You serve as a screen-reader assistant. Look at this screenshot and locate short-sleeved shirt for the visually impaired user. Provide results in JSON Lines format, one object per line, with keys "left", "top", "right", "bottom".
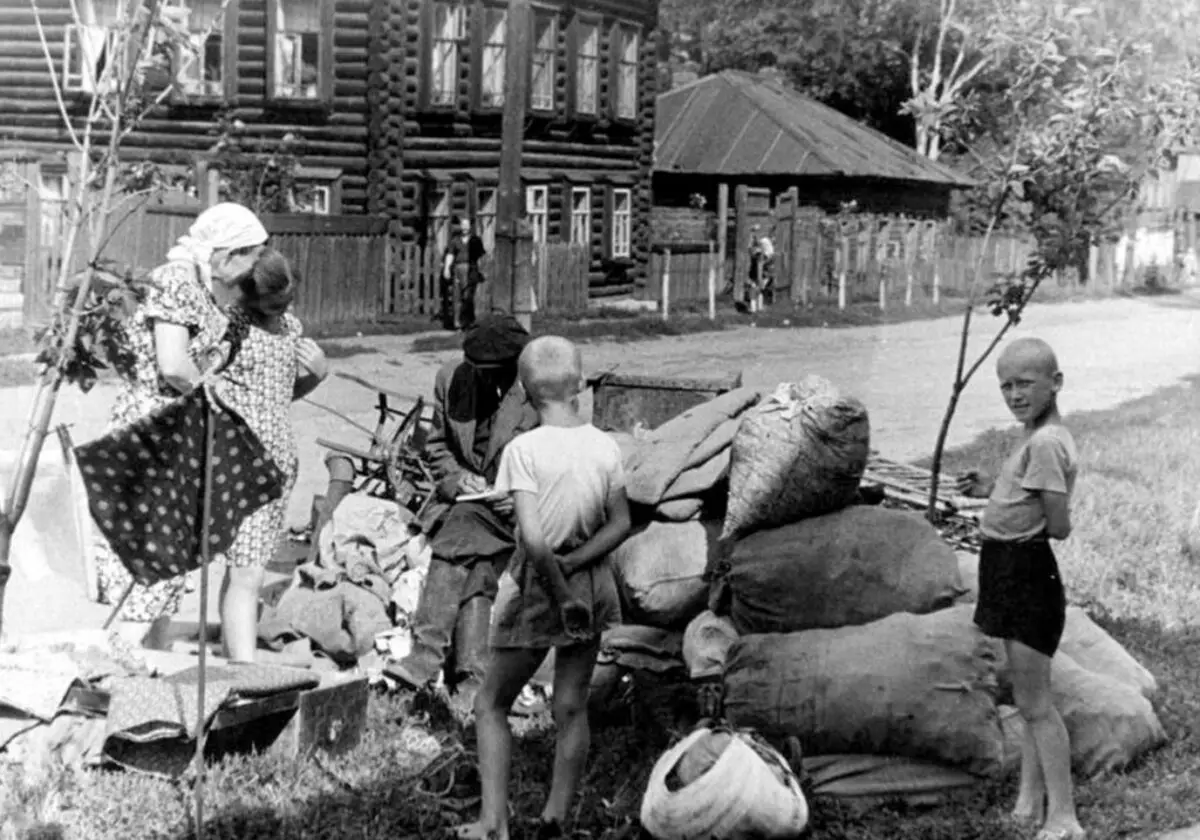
{"left": 493, "top": 424, "right": 625, "bottom": 553}
{"left": 980, "top": 423, "right": 1077, "bottom": 542}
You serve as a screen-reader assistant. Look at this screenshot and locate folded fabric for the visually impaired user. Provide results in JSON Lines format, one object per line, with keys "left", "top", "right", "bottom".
{"left": 74, "top": 388, "right": 287, "bottom": 586}
{"left": 661, "top": 447, "right": 733, "bottom": 502}
{"left": 0, "top": 651, "right": 82, "bottom": 720}
{"left": 626, "top": 388, "right": 761, "bottom": 507}
{"left": 258, "top": 577, "right": 392, "bottom": 664}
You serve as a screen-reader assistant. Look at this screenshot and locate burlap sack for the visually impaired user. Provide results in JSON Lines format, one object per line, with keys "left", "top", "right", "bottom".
{"left": 721, "top": 378, "right": 869, "bottom": 542}
{"left": 714, "top": 506, "right": 963, "bottom": 634}
{"left": 611, "top": 521, "right": 721, "bottom": 628}
{"left": 1058, "top": 607, "right": 1158, "bottom": 699}
{"left": 723, "top": 605, "right": 1011, "bottom": 777}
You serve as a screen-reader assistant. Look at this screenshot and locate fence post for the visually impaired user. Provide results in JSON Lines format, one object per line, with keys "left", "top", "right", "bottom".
{"left": 707, "top": 240, "right": 716, "bottom": 320}
{"left": 662, "top": 247, "right": 671, "bottom": 322}
{"left": 837, "top": 227, "right": 848, "bottom": 311}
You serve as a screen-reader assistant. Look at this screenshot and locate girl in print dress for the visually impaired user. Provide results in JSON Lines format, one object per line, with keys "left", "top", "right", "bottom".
{"left": 212, "top": 249, "right": 328, "bottom": 662}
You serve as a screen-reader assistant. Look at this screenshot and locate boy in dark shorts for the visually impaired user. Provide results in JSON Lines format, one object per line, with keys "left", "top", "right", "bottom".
{"left": 455, "top": 335, "right": 632, "bottom": 840}
{"left": 958, "top": 336, "right": 1084, "bottom": 840}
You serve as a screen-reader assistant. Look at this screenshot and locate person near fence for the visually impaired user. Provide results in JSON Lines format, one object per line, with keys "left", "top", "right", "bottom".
{"left": 747, "top": 224, "right": 776, "bottom": 310}
{"left": 213, "top": 249, "right": 329, "bottom": 662}
{"left": 95, "top": 202, "right": 269, "bottom": 650}
{"left": 455, "top": 335, "right": 631, "bottom": 840}
{"left": 956, "top": 337, "right": 1084, "bottom": 840}
{"left": 441, "top": 216, "right": 487, "bottom": 331}
{"left": 385, "top": 314, "right": 539, "bottom": 710}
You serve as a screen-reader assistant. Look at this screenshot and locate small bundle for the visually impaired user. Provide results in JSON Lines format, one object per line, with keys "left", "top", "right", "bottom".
{"left": 721, "top": 377, "right": 869, "bottom": 542}
{"left": 641, "top": 726, "right": 809, "bottom": 840}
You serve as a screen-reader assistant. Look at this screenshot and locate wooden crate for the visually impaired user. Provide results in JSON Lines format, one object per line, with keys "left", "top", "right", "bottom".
{"left": 588, "top": 372, "right": 744, "bottom": 433}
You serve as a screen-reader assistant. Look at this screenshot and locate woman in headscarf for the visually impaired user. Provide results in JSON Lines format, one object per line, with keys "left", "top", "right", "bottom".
{"left": 96, "top": 202, "right": 269, "bottom": 649}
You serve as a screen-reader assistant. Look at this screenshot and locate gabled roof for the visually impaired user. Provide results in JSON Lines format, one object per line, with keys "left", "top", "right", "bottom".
{"left": 654, "top": 70, "right": 975, "bottom": 188}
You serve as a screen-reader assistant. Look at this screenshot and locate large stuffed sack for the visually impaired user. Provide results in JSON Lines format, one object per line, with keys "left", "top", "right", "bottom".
{"left": 1058, "top": 607, "right": 1158, "bottom": 699}
{"left": 712, "top": 506, "right": 963, "bottom": 634}
{"left": 612, "top": 520, "right": 722, "bottom": 627}
{"left": 998, "top": 650, "right": 1167, "bottom": 778}
{"left": 682, "top": 610, "right": 739, "bottom": 679}
{"left": 723, "top": 605, "right": 1012, "bottom": 777}
{"left": 721, "top": 377, "right": 869, "bottom": 542}
{"left": 641, "top": 727, "right": 809, "bottom": 840}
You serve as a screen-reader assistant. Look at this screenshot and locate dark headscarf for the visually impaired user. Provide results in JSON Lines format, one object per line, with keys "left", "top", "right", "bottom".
{"left": 462, "top": 314, "right": 530, "bottom": 366}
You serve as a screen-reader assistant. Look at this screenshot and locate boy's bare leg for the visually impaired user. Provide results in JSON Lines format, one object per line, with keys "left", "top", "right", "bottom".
{"left": 457, "top": 646, "right": 548, "bottom": 840}
{"left": 541, "top": 639, "right": 601, "bottom": 826}
{"left": 1007, "top": 640, "right": 1083, "bottom": 839}
{"left": 1013, "top": 715, "right": 1047, "bottom": 824}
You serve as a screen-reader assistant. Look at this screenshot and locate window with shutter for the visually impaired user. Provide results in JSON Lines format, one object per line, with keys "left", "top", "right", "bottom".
{"left": 431, "top": 2, "right": 467, "bottom": 107}
{"left": 479, "top": 6, "right": 506, "bottom": 107}
{"left": 570, "top": 187, "right": 591, "bottom": 246}
{"left": 165, "top": 0, "right": 229, "bottom": 99}
{"left": 61, "top": 0, "right": 119, "bottom": 95}
{"left": 574, "top": 21, "right": 599, "bottom": 115}
{"left": 530, "top": 14, "right": 556, "bottom": 112}
{"left": 526, "top": 185, "right": 548, "bottom": 245}
{"left": 611, "top": 188, "right": 632, "bottom": 258}
{"left": 616, "top": 27, "right": 639, "bottom": 120}
{"left": 476, "top": 187, "right": 498, "bottom": 252}
{"left": 269, "top": 0, "right": 325, "bottom": 100}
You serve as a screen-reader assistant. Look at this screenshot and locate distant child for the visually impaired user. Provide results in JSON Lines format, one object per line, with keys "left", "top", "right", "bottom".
{"left": 957, "top": 337, "right": 1084, "bottom": 840}
{"left": 214, "top": 248, "right": 329, "bottom": 662}
{"left": 455, "top": 336, "right": 632, "bottom": 840}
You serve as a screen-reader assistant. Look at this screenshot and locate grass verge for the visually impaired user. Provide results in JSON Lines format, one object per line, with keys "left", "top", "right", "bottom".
{"left": 4, "top": 330, "right": 1200, "bottom": 840}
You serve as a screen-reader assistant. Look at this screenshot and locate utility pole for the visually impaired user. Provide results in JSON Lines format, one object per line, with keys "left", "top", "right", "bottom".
{"left": 494, "top": 0, "right": 532, "bottom": 330}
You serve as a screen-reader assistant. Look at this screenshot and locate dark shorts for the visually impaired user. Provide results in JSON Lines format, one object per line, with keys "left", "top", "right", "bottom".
{"left": 973, "top": 538, "right": 1066, "bottom": 657}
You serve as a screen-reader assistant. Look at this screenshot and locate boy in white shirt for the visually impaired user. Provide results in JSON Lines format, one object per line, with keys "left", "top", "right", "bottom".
{"left": 455, "top": 335, "right": 632, "bottom": 840}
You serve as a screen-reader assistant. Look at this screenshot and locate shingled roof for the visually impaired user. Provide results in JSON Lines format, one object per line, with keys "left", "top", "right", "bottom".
{"left": 655, "top": 70, "right": 975, "bottom": 188}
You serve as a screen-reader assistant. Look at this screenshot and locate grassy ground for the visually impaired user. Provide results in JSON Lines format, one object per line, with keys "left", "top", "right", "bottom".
{"left": 5, "top": 310, "right": 1200, "bottom": 840}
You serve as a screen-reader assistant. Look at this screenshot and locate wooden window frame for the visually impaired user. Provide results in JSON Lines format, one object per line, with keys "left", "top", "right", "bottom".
{"left": 567, "top": 12, "right": 601, "bottom": 119}
{"left": 569, "top": 186, "right": 591, "bottom": 246}
{"left": 291, "top": 165, "right": 343, "bottom": 215}
{"left": 611, "top": 23, "right": 640, "bottom": 122}
{"left": 265, "top": 0, "right": 335, "bottom": 108}
{"left": 61, "top": 18, "right": 119, "bottom": 96}
{"left": 423, "top": 1, "right": 469, "bottom": 111}
{"left": 525, "top": 184, "right": 549, "bottom": 245}
{"left": 609, "top": 187, "right": 632, "bottom": 259}
{"left": 165, "top": 0, "right": 239, "bottom": 106}
{"left": 472, "top": 2, "right": 507, "bottom": 112}
{"left": 474, "top": 184, "right": 498, "bottom": 253}
{"left": 529, "top": 9, "right": 557, "bottom": 113}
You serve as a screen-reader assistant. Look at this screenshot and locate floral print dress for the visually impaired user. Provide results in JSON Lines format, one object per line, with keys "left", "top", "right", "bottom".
{"left": 212, "top": 307, "right": 303, "bottom": 568}
{"left": 96, "top": 260, "right": 231, "bottom": 621}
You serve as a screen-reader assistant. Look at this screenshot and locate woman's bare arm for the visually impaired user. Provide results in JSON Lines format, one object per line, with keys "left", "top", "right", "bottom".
{"left": 154, "top": 321, "right": 201, "bottom": 394}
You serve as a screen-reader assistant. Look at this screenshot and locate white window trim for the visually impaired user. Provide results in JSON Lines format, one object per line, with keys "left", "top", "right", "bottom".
{"left": 431, "top": 2, "right": 467, "bottom": 107}
{"left": 62, "top": 22, "right": 117, "bottom": 94}
{"left": 430, "top": 185, "right": 452, "bottom": 254}
{"left": 476, "top": 186, "right": 498, "bottom": 252}
{"left": 526, "top": 185, "right": 548, "bottom": 245}
{"left": 575, "top": 21, "right": 598, "bottom": 115}
{"left": 165, "top": 0, "right": 225, "bottom": 98}
{"left": 480, "top": 7, "right": 506, "bottom": 107}
{"left": 617, "top": 27, "right": 639, "bottom": 120}
{"left": 611, "top": 188, "right": 631, "bottom": 258}
{"left": 531, "top": 15, "right": 556, "bottom": 111}
{"left": 570, "top": 187, "right": 591, "bottom": 246}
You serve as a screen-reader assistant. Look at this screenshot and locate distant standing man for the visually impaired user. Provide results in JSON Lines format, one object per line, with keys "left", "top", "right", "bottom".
{"left": 441, "top": 216, "right": 487, "bottom": 331}
{"left": 747, "top": 224, "right": 776, "bottom": 311}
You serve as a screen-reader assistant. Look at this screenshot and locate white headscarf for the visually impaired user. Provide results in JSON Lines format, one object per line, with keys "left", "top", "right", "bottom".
{"left": 165, "top": 202, "right": 269, "bottom": 280}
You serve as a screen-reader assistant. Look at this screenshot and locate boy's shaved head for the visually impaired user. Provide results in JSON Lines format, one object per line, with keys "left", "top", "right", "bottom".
{"left": 518, "top": 335, "right": 583, "bottom": 406}
{"left": 997, "top": 337, "right": 1060, "bottom": 377}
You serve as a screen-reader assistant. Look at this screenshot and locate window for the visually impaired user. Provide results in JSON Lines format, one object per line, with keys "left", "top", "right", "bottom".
{"left": 166, "top": 0, "right": 227, "bottom": 98}
{"left": 62, "top": 1, "right": 119, "bottom": 95}
{"left": 526, "top": 185, "right": 548, "bottom": 245}
{"left": 531, "top": 14, "right": 556, "bottom": 111}
{"left": 574, "top": 21, "right": 599, "bottom": 115}
{"left": 615, "top": 26, "right": 639, "bottom": 120}
{"left": 429, "top": 185, "right": 452, "bottom": 254}
{"left": 293, "top": 184, "right": 331, "bottom": 215}
{"left": 476, "top": 187, "right": 497, "bottom": 252}
{"left": 479, "top": 6, "right": 506, "bottom": 108}
{"left": 271, "top": 0, "right": 321, "bottom": 99}
{"left": 611, "top": 188, "right": 631, "bottom": 258}
{"left": 431, "top": 2, "right": 467, "bottom": 107}
{"left": 570, "top": 187, "right": 591, "bottom": 246}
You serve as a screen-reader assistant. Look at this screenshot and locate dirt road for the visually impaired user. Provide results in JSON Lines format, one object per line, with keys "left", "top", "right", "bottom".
{"left": 3, "top": 291, "right": 1198, "bottom": 636}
